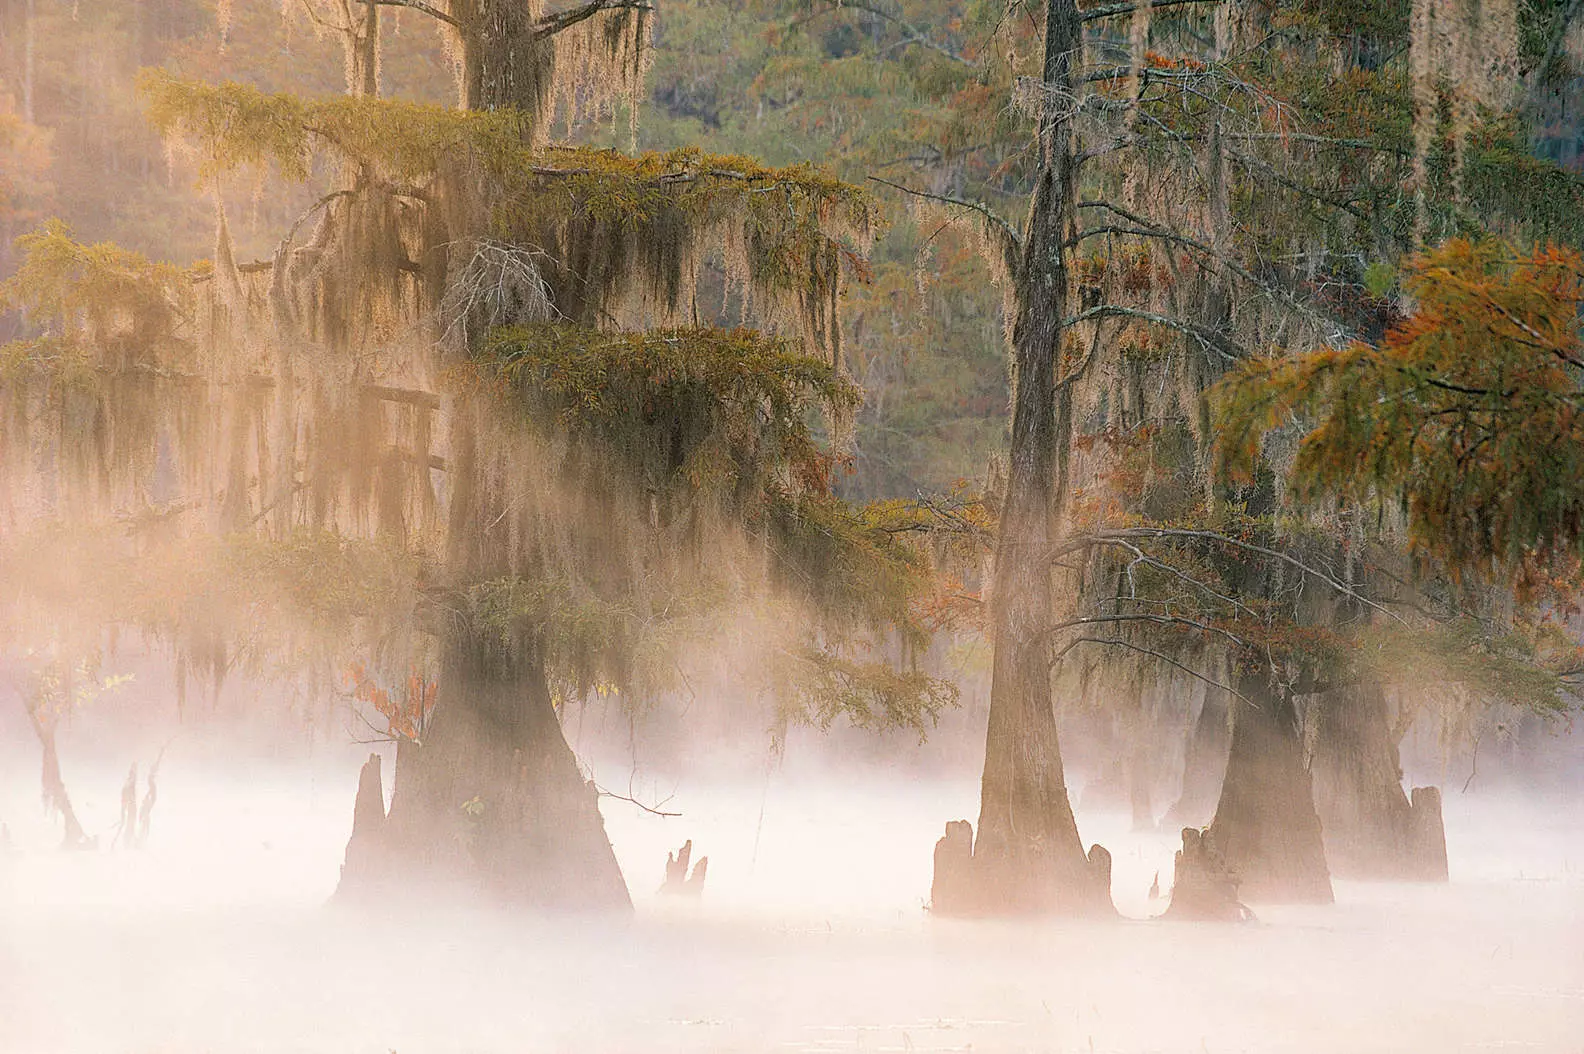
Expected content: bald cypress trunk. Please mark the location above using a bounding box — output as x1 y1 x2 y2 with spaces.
336 634 630 910
455 0 551 115
930 0 1111 918
1165 683 1230 828
1207 672 1332 904
1311 683 1448 881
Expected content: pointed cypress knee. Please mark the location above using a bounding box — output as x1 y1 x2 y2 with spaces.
1409 786 1449 881
335 753 388 901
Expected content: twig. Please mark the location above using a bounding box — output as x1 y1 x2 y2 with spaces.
866 175 1022 257
594 782 680 817
1052 635 1254 706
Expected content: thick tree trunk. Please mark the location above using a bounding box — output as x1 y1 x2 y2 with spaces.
1206 671 1332 904
1311 684 1448 881
455 1 552 115
336 635 631 911
1165 683 1230 828
930 0 1110 918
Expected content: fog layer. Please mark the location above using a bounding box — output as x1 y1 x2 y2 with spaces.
2 750 1580 1054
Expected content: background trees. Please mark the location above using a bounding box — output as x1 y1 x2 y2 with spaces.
0 0 1580 920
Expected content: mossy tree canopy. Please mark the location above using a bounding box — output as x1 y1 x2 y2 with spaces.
780 0 1584 714
1 41 947 736
137 70 876 366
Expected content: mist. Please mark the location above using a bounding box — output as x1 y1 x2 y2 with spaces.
7 0 1584 1051
3 690 1581 1054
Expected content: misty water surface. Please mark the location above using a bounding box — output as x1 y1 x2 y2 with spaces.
2 746 1580 1054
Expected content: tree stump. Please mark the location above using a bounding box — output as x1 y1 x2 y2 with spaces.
1163 826 1253 922
1085 843 1113 902
336 753 389 899
929 819 975 915
660 839 707 896
1408 786 1449 881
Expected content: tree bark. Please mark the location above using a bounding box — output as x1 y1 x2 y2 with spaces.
452 0 552 115
1165 681 1230 828
336 634 631 911
354 0 380 98
930 0 1111 918
1206 670 1332 904
1311 683 1448 881
1163 825 1252 922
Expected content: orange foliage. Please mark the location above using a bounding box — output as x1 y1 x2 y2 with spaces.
347 661 438 741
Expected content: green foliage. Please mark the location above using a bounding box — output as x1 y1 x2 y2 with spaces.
139 68 531 183
454 321 950 729
1216 238 1584 577
477 321 857 503
1357 615 1573 715
776 644 958 740
1362 261 1398 298
1 220 195 372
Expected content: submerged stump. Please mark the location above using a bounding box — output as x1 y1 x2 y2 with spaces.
660 839 708 896
336 753 390 900
1163 826 1253 922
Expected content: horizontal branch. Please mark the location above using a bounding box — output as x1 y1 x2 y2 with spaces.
1062 304 1240 361
1045 612 1248 648
364 384 442 410
535 0 653 40
1071 199 1347 338
1052 636 1254 705
1080 0 1223 22
372 0 458 28
1070 527 1407 625
866 176 1020 243
594 782 681 817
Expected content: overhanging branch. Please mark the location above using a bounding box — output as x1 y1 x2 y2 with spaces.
1052 636 1254 705
534 0 653 39
1080 0 1223 22
867 175 1021 268
372 0 458 28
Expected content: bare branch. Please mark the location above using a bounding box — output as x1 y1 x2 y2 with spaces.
372 0 458 28
1076 527 1408 625
1045 612 1249 648
594 782 681 817
1080 0 1223 23
534 0 653 39
1062 304 1240 361
811 0 979 67
1071 200 1349 338
1052 636 1254 705
867 175 1021 270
